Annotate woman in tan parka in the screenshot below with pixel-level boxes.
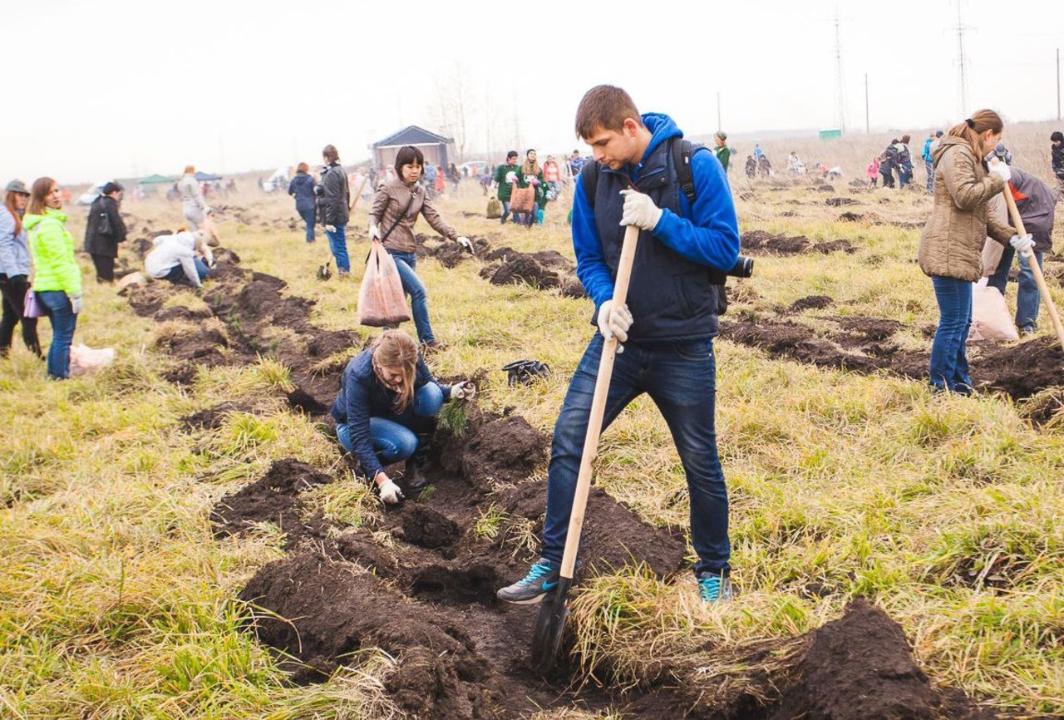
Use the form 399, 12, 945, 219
368, 145, 471, 350
918, 109, 1031, 394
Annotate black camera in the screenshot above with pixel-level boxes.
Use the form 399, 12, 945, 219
728, 255, 754, 278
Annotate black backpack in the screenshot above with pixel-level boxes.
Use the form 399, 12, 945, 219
577, 139, 730, 312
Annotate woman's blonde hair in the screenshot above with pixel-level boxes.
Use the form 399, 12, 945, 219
184, 165, 195, 175
372, 330, 419, 412
948, 109, 1004, 158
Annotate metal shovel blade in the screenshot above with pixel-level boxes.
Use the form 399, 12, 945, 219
530, 577, 572, 674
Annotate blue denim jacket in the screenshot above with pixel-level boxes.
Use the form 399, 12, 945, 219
0, 208, 31, 277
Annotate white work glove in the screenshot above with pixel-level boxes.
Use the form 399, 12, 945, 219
597, 299, 633, 344
204, 206, 214, 216
452, 380, 477, 400
69, 294, 83, 314
505, 171, 517, 184
456, 236, 473, 253
988, 162, 1011, 183
1010, 234, 1035, 254
369, 223, 381, 241
324, 224, 337, 233
619, 189, 663, 231
376, 474, 404, 505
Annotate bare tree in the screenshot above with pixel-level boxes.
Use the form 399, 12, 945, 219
430, 62, 470, 163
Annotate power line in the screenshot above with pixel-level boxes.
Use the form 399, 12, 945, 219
955, 1, 970, 117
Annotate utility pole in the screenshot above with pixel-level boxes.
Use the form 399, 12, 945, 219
716, 92, 722, 132
956, 1, 969, 117
833, 10, 846, 133
864, 73, 870, 134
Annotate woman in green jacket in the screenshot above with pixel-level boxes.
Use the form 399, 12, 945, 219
25, 177, 82, 379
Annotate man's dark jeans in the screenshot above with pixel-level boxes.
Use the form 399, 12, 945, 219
541, 333, 730, 576
987, 247, 1044, 330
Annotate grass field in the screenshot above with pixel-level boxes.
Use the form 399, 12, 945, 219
1, 158, 1061, 718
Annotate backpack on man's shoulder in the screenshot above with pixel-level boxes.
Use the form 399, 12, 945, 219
579, 139, 708, 208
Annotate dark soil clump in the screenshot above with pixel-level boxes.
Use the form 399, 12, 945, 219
435, 412, 548, 490
742, 230, 811, 255
180, 401, 252, 431
838, 211, 865, 222
813, 238, 856, 254
789, 295, 834, 312
825, 197, 858, 206
211, 459, 331, 539
400, 504, 461, 549
482, 255, 562, 290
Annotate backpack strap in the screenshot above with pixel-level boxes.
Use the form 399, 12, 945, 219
581, 138, 708, 208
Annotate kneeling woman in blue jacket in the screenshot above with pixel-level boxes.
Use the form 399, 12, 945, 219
331, 329, 476, 503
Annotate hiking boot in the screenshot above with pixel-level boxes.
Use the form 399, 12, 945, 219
497, 558, 560, 604
697, 572, 735, 603
1020, 324, 1037, 337
403, 457, 429, 492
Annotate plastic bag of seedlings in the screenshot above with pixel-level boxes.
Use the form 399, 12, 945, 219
70, 343, 116, 376
969, 279, 1018, 342
357, 241, 411, 327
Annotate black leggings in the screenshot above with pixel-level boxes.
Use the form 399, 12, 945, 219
0, 274, 41, 357
91, 253, 115, 283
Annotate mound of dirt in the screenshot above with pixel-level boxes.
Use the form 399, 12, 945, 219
180, 401, 252, 430
825, 197, 858, 207
742, 231, 855, 257
435, 412, 548, 491
742, 230, 811, 255
240, 552, 504, 717
767, 599, 941, 719
838, 211, 865, 222
400, 504, 462, 549
153, 323, 229, 365
789, 295, 834, 312
154, 304, 213, 323
481, 255, 562, 291
211, 459, 331, 539
126, 283, 175, 317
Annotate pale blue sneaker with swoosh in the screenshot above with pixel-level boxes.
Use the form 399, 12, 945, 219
497, 558, 560, 604
698, 572, 735, 602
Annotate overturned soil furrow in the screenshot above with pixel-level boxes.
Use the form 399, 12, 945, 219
721, 315, 1064, 417
741, 230, 856, 256
141, 245, 1001, 718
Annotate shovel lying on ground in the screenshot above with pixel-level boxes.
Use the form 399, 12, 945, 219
531, 224, 640, 674
995, 162, 1064, 354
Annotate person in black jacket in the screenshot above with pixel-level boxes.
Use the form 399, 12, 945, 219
316, 144, 351, 276
288, 162, 317, 243
1052, 131, 1064, 194
84, 182, 127, 283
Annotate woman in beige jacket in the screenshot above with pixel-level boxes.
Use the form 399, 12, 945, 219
918, 109, 1029, 394
369, 146, 471, 349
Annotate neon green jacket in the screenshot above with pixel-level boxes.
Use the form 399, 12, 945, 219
26, 209, 82, 296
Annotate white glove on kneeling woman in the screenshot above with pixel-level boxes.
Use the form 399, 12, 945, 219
376, 474, 404, 504
597, 299, 633, 344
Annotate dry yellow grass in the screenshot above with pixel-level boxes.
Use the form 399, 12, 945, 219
0, 162, 1061, 717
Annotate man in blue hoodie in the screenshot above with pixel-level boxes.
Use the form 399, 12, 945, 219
497, 85, 740, 605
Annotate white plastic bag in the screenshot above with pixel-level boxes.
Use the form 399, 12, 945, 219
69, 344, 116, 376
969, 279, 1018, 342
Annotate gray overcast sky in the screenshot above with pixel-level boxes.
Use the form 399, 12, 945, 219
2, 0, 1061, 183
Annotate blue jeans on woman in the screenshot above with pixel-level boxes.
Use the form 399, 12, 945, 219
335, 382, 445, 465
325, 224, 350, 272
929, 276, 973, 393
163, 258, 210, 286
987, 247, 1044, 331
388, 251, 435, 344
37, 291, 78, 380
299, 207, 316, 243
542, 334, 730, 576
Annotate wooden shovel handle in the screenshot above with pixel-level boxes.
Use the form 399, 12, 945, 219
349, 175, 369, 213
560, 225, 640, 579
997, 173, 1064, 352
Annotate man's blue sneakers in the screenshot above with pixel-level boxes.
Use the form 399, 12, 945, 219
698, 572, 735, 602
497, 558, 560, 604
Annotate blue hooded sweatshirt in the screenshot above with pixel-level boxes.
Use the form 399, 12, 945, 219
571, 113, 739, 342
